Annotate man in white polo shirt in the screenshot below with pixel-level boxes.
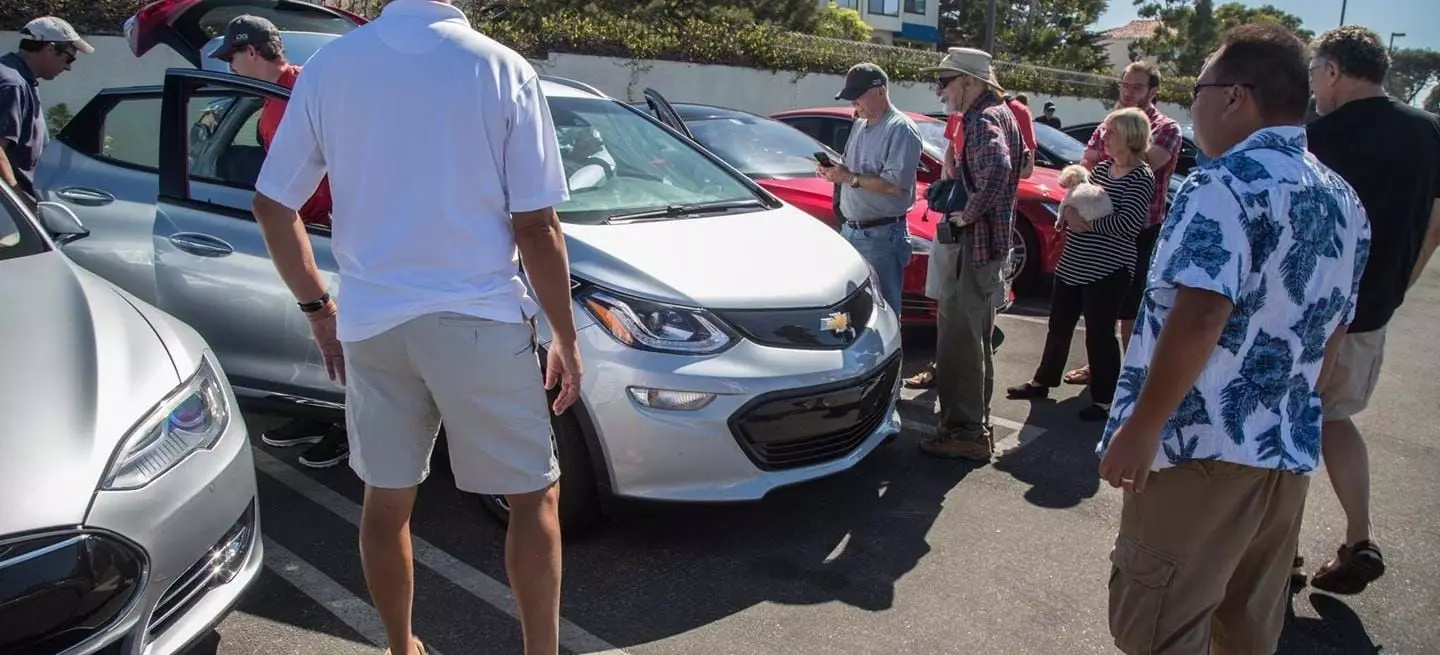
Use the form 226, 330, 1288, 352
250, 1, 578, 653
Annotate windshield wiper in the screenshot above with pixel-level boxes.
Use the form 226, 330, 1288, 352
605, 199, 768, 224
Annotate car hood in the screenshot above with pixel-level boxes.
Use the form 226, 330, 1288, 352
0, 252, 180, 535
564, 206, 870, 309
1022, 166, 1065, 202
756, 176, 835, 209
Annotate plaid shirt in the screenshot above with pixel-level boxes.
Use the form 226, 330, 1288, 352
1087, 103, 1182, 226
957, 91, 1024, 264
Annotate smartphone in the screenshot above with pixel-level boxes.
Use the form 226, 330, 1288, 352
814, 151, 834, 168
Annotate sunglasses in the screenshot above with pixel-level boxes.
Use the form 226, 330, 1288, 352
51, 44, 76, 64
1192, 81, 1255, 101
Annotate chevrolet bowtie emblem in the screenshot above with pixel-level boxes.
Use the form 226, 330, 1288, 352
820, 311, 852, 335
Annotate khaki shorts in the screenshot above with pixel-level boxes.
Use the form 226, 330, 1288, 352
342, 312, 560, 495
1108, 461, 1309, 655
1319, 327, 1387, 422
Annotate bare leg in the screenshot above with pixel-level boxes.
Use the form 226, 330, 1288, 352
506, 482, 563, 655
1322, 418, 1373, 547
1119, 319, 1135, 355
360, 486, 421, 655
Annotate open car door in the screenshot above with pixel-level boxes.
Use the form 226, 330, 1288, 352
125, 0, 367, 68
642, 88, 695, 141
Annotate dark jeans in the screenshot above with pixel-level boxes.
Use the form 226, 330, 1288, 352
1034, 269, 1132, 404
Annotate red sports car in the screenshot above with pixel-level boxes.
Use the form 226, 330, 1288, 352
771, 106, 1067, 298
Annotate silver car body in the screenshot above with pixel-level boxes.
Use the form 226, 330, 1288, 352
0, 185, 261, 655
38, 17, 903, 507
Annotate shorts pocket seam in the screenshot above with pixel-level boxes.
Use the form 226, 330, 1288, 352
1109, 536, 1178, 654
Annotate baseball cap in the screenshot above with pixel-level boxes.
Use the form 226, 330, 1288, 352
1044, 101, 1056, 110
210, 15, 281, 61
835, 63, 888, 101
20, 16, 94, 54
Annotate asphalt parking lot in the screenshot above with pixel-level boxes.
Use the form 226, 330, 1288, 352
190, 263, 1440, 655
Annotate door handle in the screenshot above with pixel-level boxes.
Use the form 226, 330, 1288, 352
54, 187, 116, 206
168, 232, 234, 257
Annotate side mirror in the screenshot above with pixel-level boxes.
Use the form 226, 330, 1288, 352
38, 201, 89, 245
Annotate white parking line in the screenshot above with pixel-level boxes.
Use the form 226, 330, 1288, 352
262, 537, 437, 653
999, 312, 1086, 329
898, 389, 1047, 453
252, 449, 629, 655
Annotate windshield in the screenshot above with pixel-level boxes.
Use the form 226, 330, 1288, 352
684, 114, 837, 178
1035, 122, 1088, 164
913, 119, 949, 161
0, 188, 47, 262
549, 97, 761, 224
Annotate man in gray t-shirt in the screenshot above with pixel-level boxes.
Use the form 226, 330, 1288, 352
818, 63, 923, 315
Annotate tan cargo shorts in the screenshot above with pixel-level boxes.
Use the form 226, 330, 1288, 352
1318, 327, 1387, 422
342, 312, 560, 495
1108, 460, 1309, 655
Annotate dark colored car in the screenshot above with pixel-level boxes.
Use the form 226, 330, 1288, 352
1061, 120, 1201, 179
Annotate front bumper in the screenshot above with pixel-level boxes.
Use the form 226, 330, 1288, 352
579, 296, 904, 503
65, 399, 262, 655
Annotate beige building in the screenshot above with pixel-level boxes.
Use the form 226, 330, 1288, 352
1097, 19, 1164, 74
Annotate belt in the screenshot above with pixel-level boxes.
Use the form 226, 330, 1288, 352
846, 215, 905, 229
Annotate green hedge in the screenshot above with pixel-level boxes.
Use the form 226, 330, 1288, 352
2, 3, 1192, 105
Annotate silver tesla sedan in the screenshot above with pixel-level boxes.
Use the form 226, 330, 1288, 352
0, 184, 261, 655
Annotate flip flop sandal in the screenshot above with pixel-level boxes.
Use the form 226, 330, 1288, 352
1063, 365, 1091, 385
384, 639, 427, 655
1311, 540, 1386, 595
904, 364, 937, 389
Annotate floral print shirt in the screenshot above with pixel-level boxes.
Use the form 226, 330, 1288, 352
1098, 126, 1371, 474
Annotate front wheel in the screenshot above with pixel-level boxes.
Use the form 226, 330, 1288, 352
477, 402, 602, 535
1007, 219, 1041, 297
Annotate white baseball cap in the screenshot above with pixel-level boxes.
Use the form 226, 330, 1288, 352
20, 16, 95, 54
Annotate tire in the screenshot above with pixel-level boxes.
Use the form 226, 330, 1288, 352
476, 403, 603, 535
1008, 218, 1041, 297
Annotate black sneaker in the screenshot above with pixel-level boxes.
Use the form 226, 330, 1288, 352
261, 419, 329, 448
299, 425, 350, 469
1079, 403, 1111, 422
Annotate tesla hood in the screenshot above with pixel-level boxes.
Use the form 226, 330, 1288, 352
563, 206, 871, 310
0, 252, 180, 535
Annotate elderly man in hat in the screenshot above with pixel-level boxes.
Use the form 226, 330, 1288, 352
1, 16, 91, 200
816, 62, 924, 315
917, 47, 1024, 462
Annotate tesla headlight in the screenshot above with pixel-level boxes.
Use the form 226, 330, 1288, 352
103, 356, 231, 491
579, 287, 736, 355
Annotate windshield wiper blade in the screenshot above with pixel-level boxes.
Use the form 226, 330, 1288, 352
605, 199, 767, 223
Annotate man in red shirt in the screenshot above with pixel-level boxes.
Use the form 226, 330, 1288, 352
212, 15, 346, 469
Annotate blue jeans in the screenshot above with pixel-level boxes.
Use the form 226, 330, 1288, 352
842, 219, 913, 316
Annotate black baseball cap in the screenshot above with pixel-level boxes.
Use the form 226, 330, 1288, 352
835, 63, 888, 101
1044, 101, 1056, 110
210, 14, 281, 61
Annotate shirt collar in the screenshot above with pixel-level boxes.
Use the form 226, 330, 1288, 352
1, 53, 37, 86
380, 0, 469, 24
963, 90, 1002, 119
1220, 125, 1309, 161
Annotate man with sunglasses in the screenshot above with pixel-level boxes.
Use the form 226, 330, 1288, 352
1, 17, 91, 201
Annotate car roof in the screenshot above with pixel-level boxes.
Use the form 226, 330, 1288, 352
772, 106, 941, 123
670, 103, 771, 122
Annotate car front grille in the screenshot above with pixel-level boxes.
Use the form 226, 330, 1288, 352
0, 531, 144, 655
146, 501, 256, 641
712, 282, 876, 350
728, 351, 902, 471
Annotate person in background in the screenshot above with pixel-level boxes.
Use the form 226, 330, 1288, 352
249, 1, 581, 653
817, 63, 923, 315
0, 16, 90, 201
1065, 61, 1183, 387
1036, 101, 1062, 129
1097, 23, 1369, 655
1005, 93, 1037, 179
213, 14, 347, 469
916, 47, 1023, 462
1301, 24, 1440, 595
1006, 108, 1154, 421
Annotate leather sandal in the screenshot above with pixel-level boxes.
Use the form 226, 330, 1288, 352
904, 362, 937, 389
385, 639, 427, 655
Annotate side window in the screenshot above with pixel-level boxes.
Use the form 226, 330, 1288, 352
186, 94, 267, 189
781, 117, 835, 152
97, 97, 163, 169
832, 121, 854, 155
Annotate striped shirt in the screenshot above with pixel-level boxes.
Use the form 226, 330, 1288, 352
1056, 160, 1155, 286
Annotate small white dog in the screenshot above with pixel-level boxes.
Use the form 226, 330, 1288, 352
1055, 164, 1113, 227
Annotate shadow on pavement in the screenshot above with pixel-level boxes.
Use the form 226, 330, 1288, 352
992, 396, 1103, 509
1278, 592, 1383, 654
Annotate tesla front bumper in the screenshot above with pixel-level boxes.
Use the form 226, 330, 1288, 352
579, 298, 904, 503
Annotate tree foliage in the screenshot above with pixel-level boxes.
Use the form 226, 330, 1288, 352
938, 0, 1112, 74
1385, 49, 1440, 105
813, 2, 872, 42
1130, 0, 1311, 77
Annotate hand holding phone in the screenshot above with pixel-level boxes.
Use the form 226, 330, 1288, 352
814, 151, 834, 168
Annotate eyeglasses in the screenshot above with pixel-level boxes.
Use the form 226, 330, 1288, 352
934, 75, 960, 91
51, 44, 76, 64
1192, 82, 1254, 101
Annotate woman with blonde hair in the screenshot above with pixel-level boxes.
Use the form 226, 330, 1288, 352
1005, 107, 1156, 421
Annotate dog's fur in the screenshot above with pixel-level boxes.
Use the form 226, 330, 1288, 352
1056, 164, 1113, 225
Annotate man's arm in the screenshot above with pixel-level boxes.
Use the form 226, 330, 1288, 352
1121, 287, 1234, 436
253, 193, 327, 302
1144, 121, 1182, 173
514, 208, 575, 346
0, 145, 16, 189
0, 84, 25, 189
1082, 123, 1105, 170
1409, 199, 1440, 288
956, 113, 1013, 225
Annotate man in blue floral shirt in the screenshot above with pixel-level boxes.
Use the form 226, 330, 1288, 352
1096, 24, 1370, 655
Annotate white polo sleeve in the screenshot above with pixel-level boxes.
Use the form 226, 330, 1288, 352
503, 76, 569, 213
255, 68, 327, 212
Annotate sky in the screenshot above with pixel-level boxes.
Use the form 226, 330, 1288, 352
1096, 0, 1440, 52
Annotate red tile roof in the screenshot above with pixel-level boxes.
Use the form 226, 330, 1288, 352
1103, 19, 1164, 40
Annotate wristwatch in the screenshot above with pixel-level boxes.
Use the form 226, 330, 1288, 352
298, 292, 330, 314
849, 173, 862, 188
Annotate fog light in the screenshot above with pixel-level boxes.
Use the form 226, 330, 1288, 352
627, 387, 717, 411
211, 504, 255, 585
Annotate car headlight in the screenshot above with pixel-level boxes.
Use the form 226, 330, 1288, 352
1041, 201, 1061, 219
102, 355, 231, 491
907, 234, 932, 255
578, 286, 736, 355
865, 264, 889, 312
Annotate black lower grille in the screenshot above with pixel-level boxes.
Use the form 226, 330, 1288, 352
729, 352, 902, 470
146, 501, 256, 640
